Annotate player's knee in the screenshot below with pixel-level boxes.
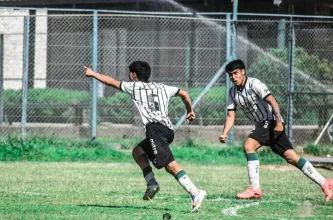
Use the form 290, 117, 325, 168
132, 146, 143, 159
283, 150, 299, 165
165, 161, 175, 171
243, 144, 256, 153
285, 157, 297, 165
284, 155, 298, 165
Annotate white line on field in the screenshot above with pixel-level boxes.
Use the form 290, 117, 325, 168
222, 202, 260, 216
221, 199, 301, 216
21, 191, 46, 196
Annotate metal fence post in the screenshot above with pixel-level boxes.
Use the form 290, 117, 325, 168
188, 12, 197, 88
226, 13, 234, 145
28, 9, 35, 89
175, 62, 229, 127
90, 10, 98, 140
287, 18, 295, 140
278, 19, 286, 49
0, 34, 3, 125
22, 16, 30, 143
185, 35, 191, 90
232, 0, 238, 59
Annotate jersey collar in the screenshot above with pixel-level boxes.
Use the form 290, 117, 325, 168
236, 76, 247, 91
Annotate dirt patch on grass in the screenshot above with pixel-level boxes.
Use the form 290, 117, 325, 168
261, 164, 297, 172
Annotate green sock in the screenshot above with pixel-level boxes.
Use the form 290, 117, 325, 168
297, 157, 325, 186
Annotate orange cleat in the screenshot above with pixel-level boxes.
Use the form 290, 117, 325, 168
236, 187, 263, 199
322, 179, 333, 202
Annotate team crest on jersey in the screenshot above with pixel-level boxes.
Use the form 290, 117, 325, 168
247, 88, 253, 96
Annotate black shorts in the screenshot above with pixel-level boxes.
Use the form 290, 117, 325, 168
138, 122, 175, 169
248, 120, 294, 157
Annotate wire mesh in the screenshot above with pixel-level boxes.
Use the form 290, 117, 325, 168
0, 9, 331, 145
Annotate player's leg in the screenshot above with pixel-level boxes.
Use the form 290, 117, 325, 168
132, 140, 160, 200
132, 145, 150, 170
146, 123, 206, 212
278, 142, 333, 201
165, 161, 206, 213
165, 161, 200, 197
236, 137, 263, 199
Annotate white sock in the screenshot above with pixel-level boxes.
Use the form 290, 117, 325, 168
301, 161, 325, 186
247, 160, 260, 189
177, 174, 199, 196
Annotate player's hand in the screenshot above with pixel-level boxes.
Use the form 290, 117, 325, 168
274, 121, 284, 132
273, 121, 284, 139
219, 134, 228, 143
84, 66, 95, 77
186, 112, 195, 123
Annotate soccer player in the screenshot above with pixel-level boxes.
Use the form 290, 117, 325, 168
219, 59, 333, 201
84, 61, 206, 212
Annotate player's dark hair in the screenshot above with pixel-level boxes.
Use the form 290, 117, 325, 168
225, 59, 246, 73
129, 61, 151, 82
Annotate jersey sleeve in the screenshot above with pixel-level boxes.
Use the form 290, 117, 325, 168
162, 84, 180, 98
227, 88, 236, 111
252, 79, 271, 99
120, 81, 134, 96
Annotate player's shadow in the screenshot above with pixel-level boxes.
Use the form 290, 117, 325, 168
78, 204, 171, 211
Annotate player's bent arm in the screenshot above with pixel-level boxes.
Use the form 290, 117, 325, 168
177, 89, 194, 113
265, 94, 282, 122
177, 89, 195, 122
219, 110, 235, 143
84, 67, 121, 90
221, 110, 236, 135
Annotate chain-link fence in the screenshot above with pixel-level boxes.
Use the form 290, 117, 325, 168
0, 8, 332, 145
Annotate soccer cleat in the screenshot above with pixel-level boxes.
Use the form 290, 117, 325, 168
236, 187, 263, 199
322, 179, 333, 202
191, 190, 207, 213
143, 184, 160, 200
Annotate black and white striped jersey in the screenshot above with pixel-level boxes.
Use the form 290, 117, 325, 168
227, 77, 283, 124
120, 81, 180, 130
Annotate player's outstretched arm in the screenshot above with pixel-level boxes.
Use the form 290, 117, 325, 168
177, 89, 195, 123
84, 66, 121, 90
219, 110, 236, 143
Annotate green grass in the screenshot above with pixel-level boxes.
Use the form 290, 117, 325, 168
1, 162, 333, 219
0, 136, 287, 166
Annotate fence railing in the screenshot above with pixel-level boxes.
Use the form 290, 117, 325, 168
0, 8, 332, 145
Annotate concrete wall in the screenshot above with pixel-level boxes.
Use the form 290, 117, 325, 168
0, 9, 27, 89
0, 9, 47, 89
34, 10, 48, 88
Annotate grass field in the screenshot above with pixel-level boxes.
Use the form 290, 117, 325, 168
1, 162, 333, 219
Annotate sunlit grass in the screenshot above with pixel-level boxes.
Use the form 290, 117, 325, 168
1, 162, 333, 219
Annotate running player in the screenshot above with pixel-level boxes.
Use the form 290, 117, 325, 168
84, 61, 206, 212
219, 59, 333, 201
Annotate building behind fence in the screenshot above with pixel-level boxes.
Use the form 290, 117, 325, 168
0, 8, 332, 145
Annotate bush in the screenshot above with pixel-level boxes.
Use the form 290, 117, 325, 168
303, 143, 333, 156
248, 47, 333, 125
0, 136, 286, 165
4, 88, 89, 123
3, 86, 227, 125
169, 87, 226, 125
0, 136, 130, 162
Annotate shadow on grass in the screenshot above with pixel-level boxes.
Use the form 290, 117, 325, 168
78, 204, 171, 211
